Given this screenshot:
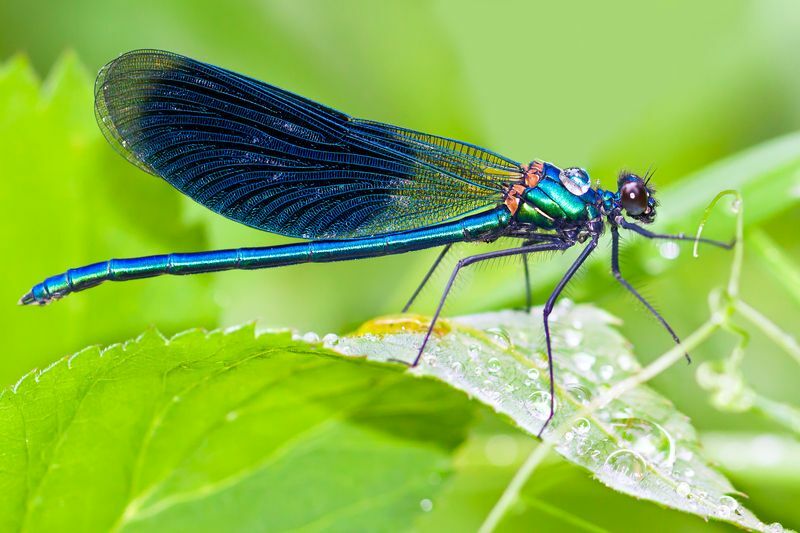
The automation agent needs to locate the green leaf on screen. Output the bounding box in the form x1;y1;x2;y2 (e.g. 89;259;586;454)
0;325;473;532
1;304;788;531
0;53;219;386
334;304;779;531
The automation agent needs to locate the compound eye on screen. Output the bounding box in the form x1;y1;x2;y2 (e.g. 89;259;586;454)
620;180;648;215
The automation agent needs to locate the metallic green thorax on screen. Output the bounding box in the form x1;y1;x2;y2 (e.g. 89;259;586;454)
514;163;600;229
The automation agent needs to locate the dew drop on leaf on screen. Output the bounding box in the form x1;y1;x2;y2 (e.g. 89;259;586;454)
302;332;320;343
573;417;591;435
419;498;433;512
676;481;691;498
487;357;502;375
567;384;593;404
486;327;513;350
526;390;553;420
573;352;595;371
718;495;739;516
468;344;481;358
604;449;647;483
613;417;676;469
322;333;339;347
564;329;583;348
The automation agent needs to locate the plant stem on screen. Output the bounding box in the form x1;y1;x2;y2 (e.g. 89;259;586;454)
478;442;553;533
587;318;721;412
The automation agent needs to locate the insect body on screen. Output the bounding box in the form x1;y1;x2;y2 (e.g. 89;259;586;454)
20;50;731;435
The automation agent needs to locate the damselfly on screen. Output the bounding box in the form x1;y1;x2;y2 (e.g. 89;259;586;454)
20;50;732;434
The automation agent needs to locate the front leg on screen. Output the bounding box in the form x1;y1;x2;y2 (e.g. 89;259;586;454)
412;240;571;367
616;216;734;250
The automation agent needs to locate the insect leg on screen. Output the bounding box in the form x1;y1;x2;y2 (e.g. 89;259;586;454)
611;225;690;362
522;251;532;312
403;244;452;313
538;235;598;437
412;240;570;367
617;217;733;249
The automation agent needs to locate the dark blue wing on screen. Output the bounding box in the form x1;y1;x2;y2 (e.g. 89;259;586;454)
95;50;522;239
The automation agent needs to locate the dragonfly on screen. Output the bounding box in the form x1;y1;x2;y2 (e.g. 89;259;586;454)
20;50;732;434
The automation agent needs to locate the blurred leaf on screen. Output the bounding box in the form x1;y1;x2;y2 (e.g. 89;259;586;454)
335;304;777;530
0;53;219;386
0;325;473;532
748;228;800;308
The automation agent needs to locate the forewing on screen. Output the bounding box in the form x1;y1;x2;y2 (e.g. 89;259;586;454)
96;50;522;238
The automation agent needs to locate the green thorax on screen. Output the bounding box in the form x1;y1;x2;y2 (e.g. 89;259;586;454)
514;163;600;229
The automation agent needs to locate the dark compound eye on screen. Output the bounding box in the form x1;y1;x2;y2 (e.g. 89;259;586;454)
620;179;648;216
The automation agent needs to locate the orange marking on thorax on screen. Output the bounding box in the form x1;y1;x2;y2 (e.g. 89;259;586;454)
525;160;544;188
504;183;527;215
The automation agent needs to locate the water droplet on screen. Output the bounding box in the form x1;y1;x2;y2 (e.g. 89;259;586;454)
419;498;433;512
526;391;554;420
572;319;584;330
423;353;436;366
599;364;614;381
718;495;739;516
617;354;635;371
482;380;501;403
225;411;239;422
613;418;676;468
766;523;784;533
102;116;108;123
573;352;595;371
486;327;513;350
487;357;502;374
526;368;540;380
468;344;481;358
567;384;592;404
302;332;320;343
564;329;583;348
322;333;339;347
589;448;603;464
659;241;680;260
574;418;591;435
676;482;691;498
604;449;647;483
563;431;574;442
730;198;741;214
121;140;128;148
562;372;580;386
450;360;464;374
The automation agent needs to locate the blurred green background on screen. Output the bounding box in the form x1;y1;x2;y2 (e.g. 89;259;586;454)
1;0;798;530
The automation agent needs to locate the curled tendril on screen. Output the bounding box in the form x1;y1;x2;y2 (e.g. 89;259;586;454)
693;189;741;258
